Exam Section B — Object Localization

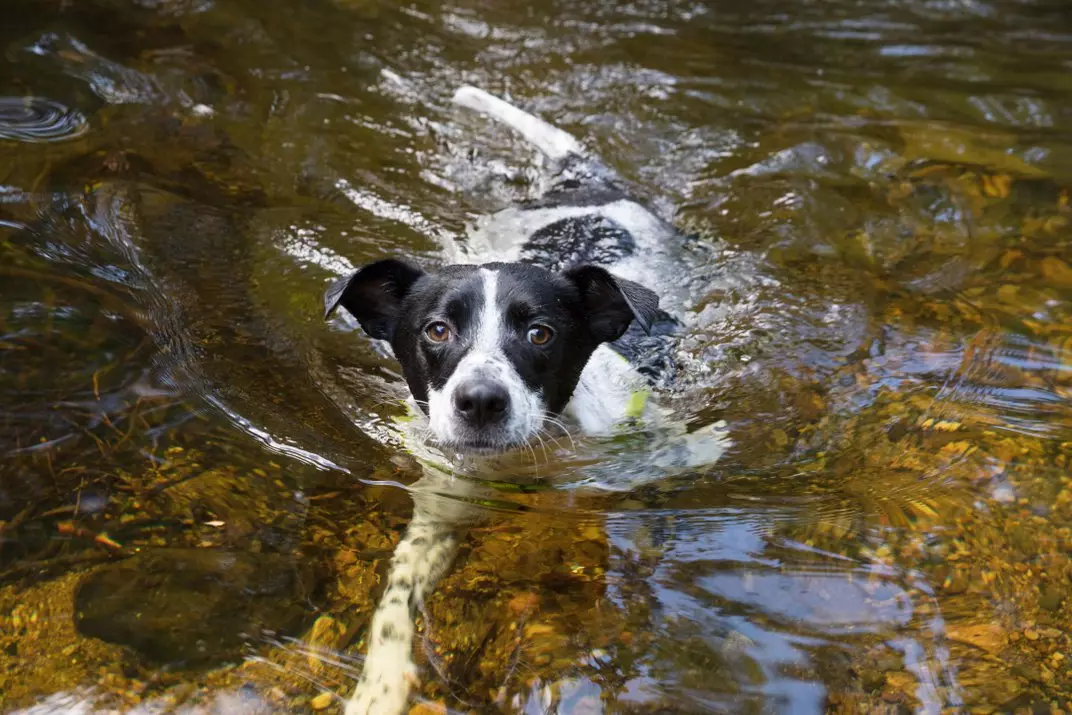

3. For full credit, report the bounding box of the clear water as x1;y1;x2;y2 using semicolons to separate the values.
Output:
2;0;1071;712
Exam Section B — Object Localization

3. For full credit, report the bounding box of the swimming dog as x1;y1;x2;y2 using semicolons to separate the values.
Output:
325;86;724;715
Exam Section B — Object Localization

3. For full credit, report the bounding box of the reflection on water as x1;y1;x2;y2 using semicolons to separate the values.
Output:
0;96;88;143
1;0;1072;712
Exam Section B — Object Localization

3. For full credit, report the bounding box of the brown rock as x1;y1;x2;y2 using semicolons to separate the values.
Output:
1040;257;1072;288
507;592;540;616
946;623;1007;653
310;692;333;710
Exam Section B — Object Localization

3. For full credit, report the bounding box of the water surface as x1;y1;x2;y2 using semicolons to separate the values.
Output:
2;0;1072;712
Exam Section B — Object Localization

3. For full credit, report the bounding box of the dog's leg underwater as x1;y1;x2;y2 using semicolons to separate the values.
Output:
345;485;463;715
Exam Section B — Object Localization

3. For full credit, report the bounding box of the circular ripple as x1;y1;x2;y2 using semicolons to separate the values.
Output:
0;97;88;143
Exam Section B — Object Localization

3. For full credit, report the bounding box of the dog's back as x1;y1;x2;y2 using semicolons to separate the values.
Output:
451;89;687;287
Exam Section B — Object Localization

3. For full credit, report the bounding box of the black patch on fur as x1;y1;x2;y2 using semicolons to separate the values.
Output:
518;214;635;273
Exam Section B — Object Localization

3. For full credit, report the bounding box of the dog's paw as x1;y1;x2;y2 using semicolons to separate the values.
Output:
344;663;419;715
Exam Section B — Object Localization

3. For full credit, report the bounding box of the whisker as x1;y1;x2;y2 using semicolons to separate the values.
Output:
540;429;568;454
539;412;570;431
539;413;577;451
525;441;540;479
419;426;435;445
533;431;550;457
532;431;553;464
534;425;561;452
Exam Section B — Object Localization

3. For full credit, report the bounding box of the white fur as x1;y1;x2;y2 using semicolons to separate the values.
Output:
452;85;584;161
426;269;545;450
454;201;669;266
565;344;649;434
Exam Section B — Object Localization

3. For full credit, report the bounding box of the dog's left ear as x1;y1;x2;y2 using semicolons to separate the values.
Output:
323;259;425;341
563;264;661;344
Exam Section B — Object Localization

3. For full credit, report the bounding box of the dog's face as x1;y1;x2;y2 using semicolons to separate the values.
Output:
325;260;659;454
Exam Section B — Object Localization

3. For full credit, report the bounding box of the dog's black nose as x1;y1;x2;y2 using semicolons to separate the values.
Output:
453;381;510;426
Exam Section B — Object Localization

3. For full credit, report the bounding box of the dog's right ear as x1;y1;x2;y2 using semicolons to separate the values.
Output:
323;259;425;341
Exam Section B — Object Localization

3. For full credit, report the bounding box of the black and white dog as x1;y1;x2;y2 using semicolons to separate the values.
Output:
324;86;727;715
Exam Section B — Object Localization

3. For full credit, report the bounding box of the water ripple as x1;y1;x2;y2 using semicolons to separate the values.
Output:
0;97;88;143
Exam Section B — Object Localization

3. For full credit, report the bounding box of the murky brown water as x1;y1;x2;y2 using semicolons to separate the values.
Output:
2;0;1072;712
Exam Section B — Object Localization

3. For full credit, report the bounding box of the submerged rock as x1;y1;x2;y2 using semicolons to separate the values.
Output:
74;549;318;668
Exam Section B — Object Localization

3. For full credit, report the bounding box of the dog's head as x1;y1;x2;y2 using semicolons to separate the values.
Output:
324;260;660;454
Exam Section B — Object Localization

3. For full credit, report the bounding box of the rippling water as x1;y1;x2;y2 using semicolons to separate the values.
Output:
2;0;1071;713
0;97;87;143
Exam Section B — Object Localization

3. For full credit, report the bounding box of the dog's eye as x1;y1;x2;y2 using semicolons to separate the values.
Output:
425;322;451;343
527;324;554;346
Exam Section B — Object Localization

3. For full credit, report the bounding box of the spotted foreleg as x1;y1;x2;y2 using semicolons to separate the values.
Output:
345;510;459;715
